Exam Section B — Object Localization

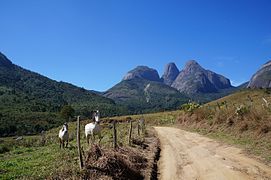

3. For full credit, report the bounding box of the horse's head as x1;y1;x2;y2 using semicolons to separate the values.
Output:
63;122;68;131
92;110;100;123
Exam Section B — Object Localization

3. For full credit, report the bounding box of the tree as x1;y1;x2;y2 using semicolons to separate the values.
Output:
60;105;75;120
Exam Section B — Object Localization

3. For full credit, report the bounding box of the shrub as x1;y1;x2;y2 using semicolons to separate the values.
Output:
181;102;201;113
235;105;249;116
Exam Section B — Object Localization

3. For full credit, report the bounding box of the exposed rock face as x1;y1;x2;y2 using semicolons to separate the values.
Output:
122;66;161;82
171;60;232;94
0;52;13;68
161;62;179;86
106;60;235;105
247;60;271;88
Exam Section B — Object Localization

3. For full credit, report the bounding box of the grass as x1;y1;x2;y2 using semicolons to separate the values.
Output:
109;110;180;126
0;135;79;179
0;118;147;179
0;145;77;179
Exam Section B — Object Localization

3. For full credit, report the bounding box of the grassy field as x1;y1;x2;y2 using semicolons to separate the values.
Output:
0;119;150;179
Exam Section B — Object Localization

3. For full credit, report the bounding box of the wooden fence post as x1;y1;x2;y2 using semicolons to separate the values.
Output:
137;121;140;136
141;119;145;136
77;116;83;170
128;120;133;146
113;120;117;149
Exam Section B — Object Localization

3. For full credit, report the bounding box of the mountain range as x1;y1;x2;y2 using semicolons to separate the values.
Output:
104;60;237;104
1;51;270;136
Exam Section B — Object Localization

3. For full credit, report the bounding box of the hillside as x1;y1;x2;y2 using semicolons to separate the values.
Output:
104;78;189;113
0;52;126;136
178;88;271;162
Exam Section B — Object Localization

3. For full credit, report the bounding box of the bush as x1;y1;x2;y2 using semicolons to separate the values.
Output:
181;102;201;113
235;105;249;116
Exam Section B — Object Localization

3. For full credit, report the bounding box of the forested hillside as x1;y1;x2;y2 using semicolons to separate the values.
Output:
0;52;127;136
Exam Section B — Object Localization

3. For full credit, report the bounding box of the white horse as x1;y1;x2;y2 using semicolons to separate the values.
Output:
85;110;102;144
59;122;69;148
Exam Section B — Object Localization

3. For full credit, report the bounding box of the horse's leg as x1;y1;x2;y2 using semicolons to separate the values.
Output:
59;139;62;149
98;133;102;145
66;139;69;148
91;134;95;145
86;135;89;145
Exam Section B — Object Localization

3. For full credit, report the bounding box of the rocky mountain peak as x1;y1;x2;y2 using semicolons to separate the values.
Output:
262;60;271;68
122;66;161;82
184;60;203;71
161;62;179;86
171;60;232;94
248;60;271;88
0;52;13;68
185;60;201;67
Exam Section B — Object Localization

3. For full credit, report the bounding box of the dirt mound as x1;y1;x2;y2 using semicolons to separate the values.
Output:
84;145;147;180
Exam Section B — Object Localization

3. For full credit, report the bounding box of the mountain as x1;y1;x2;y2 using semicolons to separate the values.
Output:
0;52;126;136
104;66;188;113
105;60;237;107
0;52;13;67
171;60;233;94
237;82;249;89
247;61;271;88
122;66;161;82
161;62;179;86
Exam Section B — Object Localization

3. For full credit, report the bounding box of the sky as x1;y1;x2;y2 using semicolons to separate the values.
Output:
0;0;271;91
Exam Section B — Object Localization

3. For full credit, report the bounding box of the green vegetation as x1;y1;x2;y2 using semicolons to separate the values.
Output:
180;102;201;113
187;86;240;103
0;143;79;179
104;78;189;113
60;105;75;120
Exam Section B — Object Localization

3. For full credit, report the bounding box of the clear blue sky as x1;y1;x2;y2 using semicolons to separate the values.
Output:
1;0;270;91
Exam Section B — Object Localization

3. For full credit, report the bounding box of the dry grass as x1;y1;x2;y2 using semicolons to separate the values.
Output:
84;145;146;180
82;127;160;180
177;89;271;163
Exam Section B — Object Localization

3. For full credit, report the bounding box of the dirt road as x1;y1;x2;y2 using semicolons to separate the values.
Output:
155;127;271;180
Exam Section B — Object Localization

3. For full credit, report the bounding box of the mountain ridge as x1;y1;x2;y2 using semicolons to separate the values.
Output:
104;60;237;106
0;52;126;136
